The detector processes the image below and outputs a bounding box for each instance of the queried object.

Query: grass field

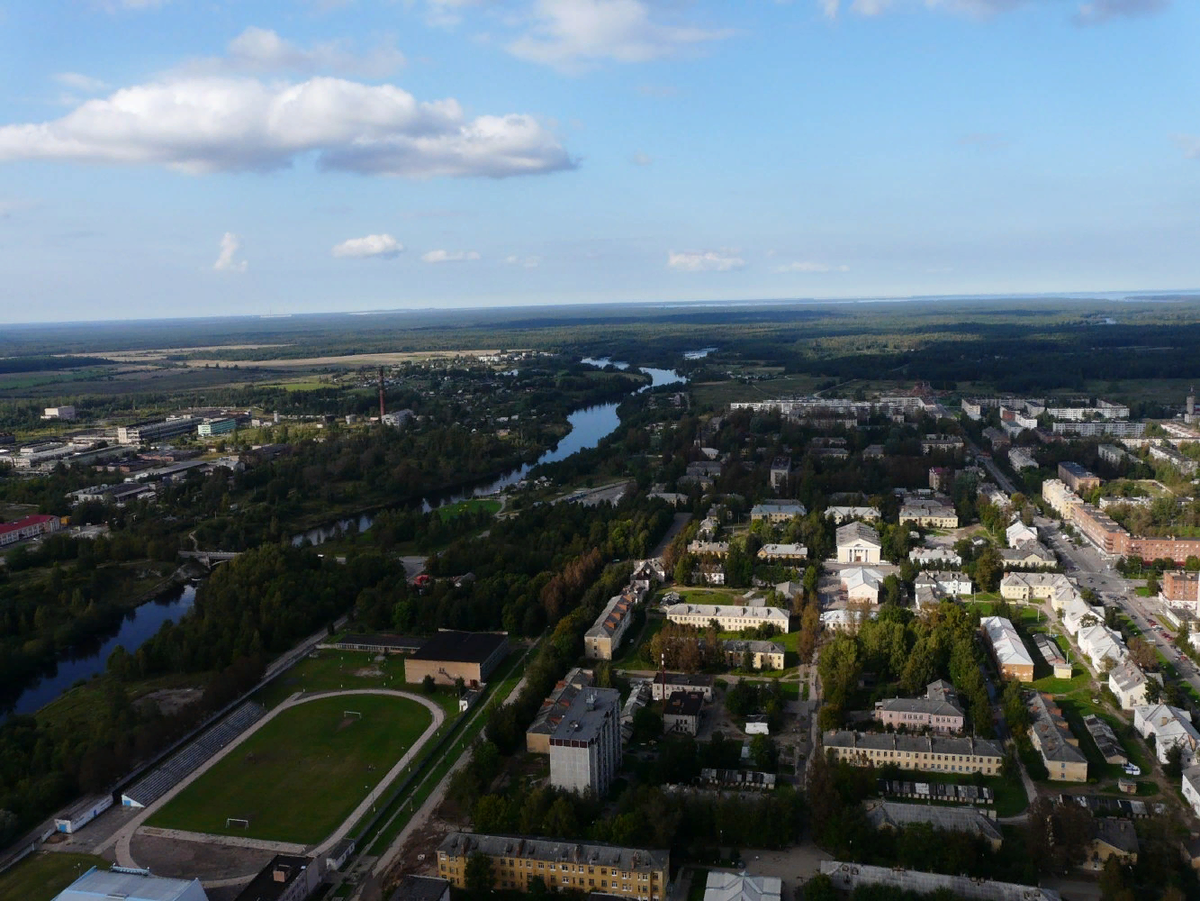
[148,694,432,844]
[253,649,460,713]
[0,853,109,901]
[435,498,501,522]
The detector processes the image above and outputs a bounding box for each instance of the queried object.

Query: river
[5,583,197,718]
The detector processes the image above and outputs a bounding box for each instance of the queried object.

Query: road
[1040,518,1200,696]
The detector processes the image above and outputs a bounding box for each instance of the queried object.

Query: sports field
[0,852,109,901]
[147,694,432,845]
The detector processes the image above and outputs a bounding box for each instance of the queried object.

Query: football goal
[226,817,250,830]
[343,710,363,719]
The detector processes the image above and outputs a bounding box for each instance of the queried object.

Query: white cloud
[224,27,405,78]
[1174,135,1200,159]
[332,234,404,258]
[423,0,486,28]
[1075,0,1168,24]
[507,0,736,73]
[630,151,653,166]
[213,232,247,272]
[819,0,841,15]
[773,261,848,273]
[0,76,574,178]
[422,249,481,263]
[98,0,168,10]
[821,0,1168,18]
[54,73,109,93]
[667,250,745,272]
[505,254,542,268]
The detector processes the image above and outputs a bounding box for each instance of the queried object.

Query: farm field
[147,694,432,845]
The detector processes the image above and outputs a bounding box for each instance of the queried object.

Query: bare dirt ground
[130,832,274,882]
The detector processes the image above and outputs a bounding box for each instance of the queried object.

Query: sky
[0,0,1197,323]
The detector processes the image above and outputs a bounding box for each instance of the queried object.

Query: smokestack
[379,366,386,419]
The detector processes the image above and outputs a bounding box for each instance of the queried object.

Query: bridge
[178,550,242,567]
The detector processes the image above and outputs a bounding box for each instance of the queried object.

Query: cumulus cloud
[821,0,1169,18]
[1174,135,1200,159]
[332,234,404,258]
[1075,0,1168,24]
[630,151,652,166]
[54,73,109,93]
[505,254,542,268]
[773,261,848,273]
[97,0,168,11]
[667,250,745,272]
[423,0,486,28]
[223,27,405,78]
[0,76,575,178]
[507,0,736,73]
[422,249,481,263]
[213,232,247,272]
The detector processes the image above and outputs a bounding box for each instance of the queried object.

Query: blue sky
[0,0,1196,323]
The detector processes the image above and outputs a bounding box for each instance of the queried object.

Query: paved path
[99,689,444,877]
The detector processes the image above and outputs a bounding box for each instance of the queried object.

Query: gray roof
[722,639,785,656]
[876,697,964,718]
[866,801,1002,844]
[1028,693,1088,767]
[389,876,449,901]
[819,861,1061,901]
[1093,817,1139,855]
[837,520,881,547]
[528,668,595,738]
[548,687,620,744]
[438,833,668,872]
[53,867,209,901]
[823,731,1003,760]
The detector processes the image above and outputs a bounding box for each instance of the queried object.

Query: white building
[915,571,973,597]
[1134,704,1200,766]
[1076,624,1127,671]
[980,616,1034,681]
[1183,767,1200,819]
[1108,660,1151,710]
[1008,448,1038,471]
[837,521,882,565]
[42,405,77,420]
[52,868,208,901]
[664,603,790,633]
[909,546,962,568]
[842,567,884,604]
[826,505,881,524]
[704,871,781,901]
[1006,521,1039,547]
[548,688,622,796]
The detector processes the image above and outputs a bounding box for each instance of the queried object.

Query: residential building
[1008,448,1038,471]
[899,497,959,529]
[722,639,785,670]
[1058,462,1101,494]
[548,688,622,796]
[826,505,881,524]
[914,571,972,597]
[404,630,510,688]
[53,868,208,901]
[820,607,878,632]
[0,513,62,547]
[982,427,1010,451]
[1134,704,1200,765]
[1006,521,1039,547]
[381,410,414,428]
[1162,570,1200,608]
[768,456,791,490]
[688,540,730,557]
[1042,479,1083,519]
[836,521,882,564]
[1108,660,1150,710]
[528,667,595,753]
[980,616,1034,681]
[651,672,714,701]
[750,501,806,524]
[908,546,962,568]
[929,466,954,491]
[586,593,638,660]
[1183,767,1200,819]
[703,872,781,901]
[436,833,669,899]
[818,862,1061,901]
[1098,444,1130,465]
[1076,623,1126,671]
[1086,819,1139,871]
[823,731,1004,775]
[695,563,726,585]
[1000,571,1072,602]
[233,855,322,901]
[921,435,964,454]
[117,417,201,445]
[1027,692,1089,782]
[756,543,807,562]
[865,801,1002,849]
[662,691,703,735]
[1149,442,1199,476]
[1000,542,1057,570]
[1051,420,1145,438]
[874,680,965,733]
[663,603,790,633]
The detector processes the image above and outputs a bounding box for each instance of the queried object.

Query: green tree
[465,851,495,894]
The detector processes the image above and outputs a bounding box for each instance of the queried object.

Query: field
[0,852,109,901]
[435,497,502,522]
[147,694,432,844]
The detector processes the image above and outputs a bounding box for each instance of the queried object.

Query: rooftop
[54,867,208,901]
[704,871,782,901]
[388,876,449,901]
[866,801,1002,845]
[548,687,620,744]
[438,833,668,872]
[233,856,316,901]
[664,691,704,717]
[408,630,508,664]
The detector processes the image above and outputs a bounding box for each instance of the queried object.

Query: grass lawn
[687,869,712,901]
[612,616,664,671]
[254,649,459,714]
[148,694,432,844]
[0,853,109,901]
[675,587,750,605]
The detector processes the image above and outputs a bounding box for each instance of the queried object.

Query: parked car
[1123,763,1141,776]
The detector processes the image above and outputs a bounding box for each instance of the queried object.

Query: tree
[749,734,778,771]
[1166,743,1185,779]
[465,851,495,894]
[1147,572,1160,596]
[972,546,1003,592]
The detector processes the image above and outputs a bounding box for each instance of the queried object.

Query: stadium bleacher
[121,701,266,808]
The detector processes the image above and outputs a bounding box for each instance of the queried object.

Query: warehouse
[404,630,510,688]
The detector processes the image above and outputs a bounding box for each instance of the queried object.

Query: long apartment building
[1027,691,1089,782]
[1044,480,1200,564]
[823,731,1004,776]
[874,680,965,733]
[585,592,638,660]
[436,833,669,899]
[980,616,1034,681]
[0,513,61,548]
[663,602,790,633]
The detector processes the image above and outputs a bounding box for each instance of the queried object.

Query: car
[1123,763,1141,776]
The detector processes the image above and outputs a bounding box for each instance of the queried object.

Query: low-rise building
[865,801,1002,849]
[404,630,509,688]
[908,546,962,568]
[1183,766,1200,819]
[198,417,238,438]
[826,505,881,524]
[1087,819,1139,870]
[921,435,964,454]
[1000,571,1071,602]
[899,497,959,529]
[756,543,807,562]
[823,731,1004,775]
[233,855,322,901]
[1000,542,1057,570]
[1027,692,1089,782]
[0,513,62,547]
[436,833,669,899]
[117,416,201,445]
[1034,634,1073,680]
[836,521,882,565]
[703,871,781,901]
[663,602,790,633]
[389,876,450,901]
[1008,448,1038,471]
[42,405,77,420]
[1006,521,1039,547]
[586,593,639,660]
[663,691,703,735]
[1134,704,1200,766]
[722,639,785,670]
[750,501,806,524]
[818,862,1060,901]
[651,672,714,701]
[914,571,972,597]
[874,680,965,733]
[1108,660,1150,710]
[53,867,208,901]
[687,540,730,557]
[1076,623,1126,671]
[980,616,1034,681]
[1082,714,1127,766]
[841,566,884,605]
